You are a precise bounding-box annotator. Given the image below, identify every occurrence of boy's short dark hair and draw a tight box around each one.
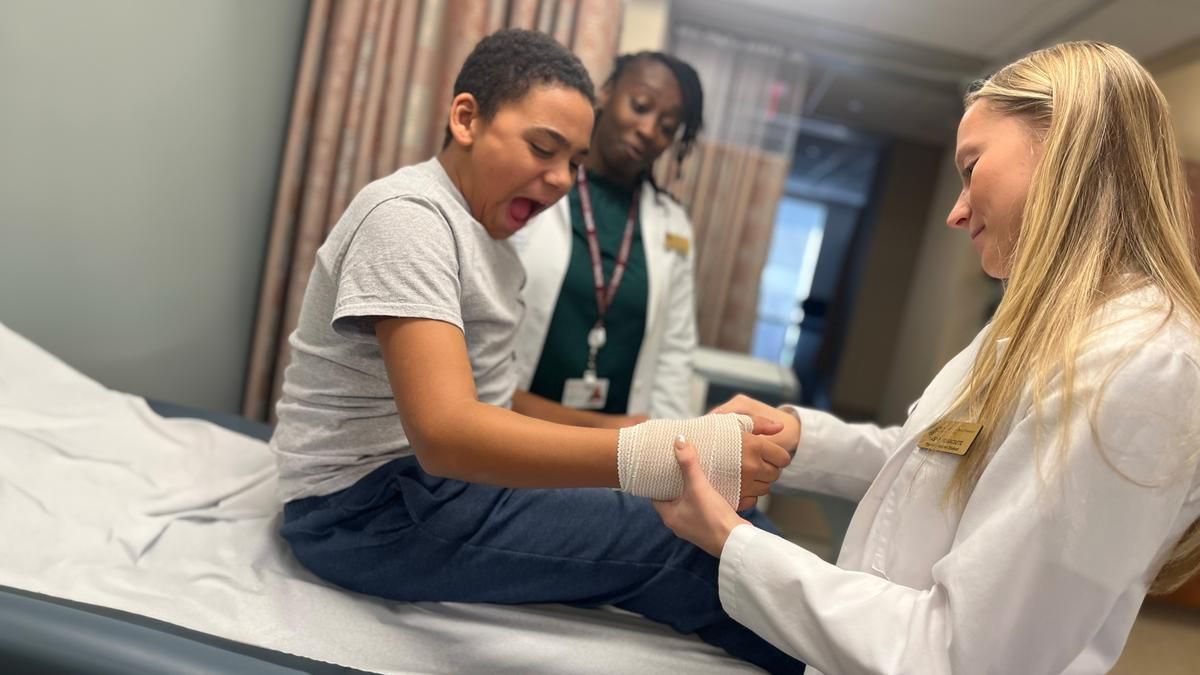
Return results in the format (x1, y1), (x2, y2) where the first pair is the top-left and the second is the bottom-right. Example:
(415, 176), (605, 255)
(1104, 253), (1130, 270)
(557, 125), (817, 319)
(444, 29), (596, 147)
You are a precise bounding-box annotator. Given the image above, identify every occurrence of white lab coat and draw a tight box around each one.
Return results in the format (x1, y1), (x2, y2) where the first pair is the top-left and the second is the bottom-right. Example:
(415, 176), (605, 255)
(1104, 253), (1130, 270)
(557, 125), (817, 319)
(721, 288), (1200, 674)
(511, 186), (698, 419)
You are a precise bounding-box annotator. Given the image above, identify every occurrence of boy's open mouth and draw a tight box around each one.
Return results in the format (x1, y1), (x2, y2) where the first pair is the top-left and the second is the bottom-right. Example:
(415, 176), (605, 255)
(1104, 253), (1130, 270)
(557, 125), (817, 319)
(507, 197), (546, 229)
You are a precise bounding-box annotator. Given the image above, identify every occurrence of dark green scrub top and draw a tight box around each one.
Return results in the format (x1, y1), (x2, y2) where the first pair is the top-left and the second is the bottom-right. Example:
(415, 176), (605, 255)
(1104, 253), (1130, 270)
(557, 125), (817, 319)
(528, 173), (648, 414)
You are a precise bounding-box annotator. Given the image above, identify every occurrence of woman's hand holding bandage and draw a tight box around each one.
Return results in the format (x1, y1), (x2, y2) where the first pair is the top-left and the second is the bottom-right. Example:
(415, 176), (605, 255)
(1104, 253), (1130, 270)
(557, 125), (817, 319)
(648, 408), (795, 556)
(652, 435), (750, 557)
(618, 414), (790, 512)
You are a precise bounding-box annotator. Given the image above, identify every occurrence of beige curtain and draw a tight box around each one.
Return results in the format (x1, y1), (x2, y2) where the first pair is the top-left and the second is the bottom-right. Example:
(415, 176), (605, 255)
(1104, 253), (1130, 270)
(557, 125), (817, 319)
(243, 0), (623, 421)
(658, 26), (807, 353)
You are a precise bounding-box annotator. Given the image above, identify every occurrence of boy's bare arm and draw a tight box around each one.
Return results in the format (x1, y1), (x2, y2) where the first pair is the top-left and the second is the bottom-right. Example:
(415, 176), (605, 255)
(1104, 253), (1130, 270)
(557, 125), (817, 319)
(376, 317), (620, 488)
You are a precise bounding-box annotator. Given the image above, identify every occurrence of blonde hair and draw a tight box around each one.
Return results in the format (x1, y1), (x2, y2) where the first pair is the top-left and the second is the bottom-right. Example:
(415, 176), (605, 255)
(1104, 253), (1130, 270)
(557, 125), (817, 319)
(945, 41), (1200, 594)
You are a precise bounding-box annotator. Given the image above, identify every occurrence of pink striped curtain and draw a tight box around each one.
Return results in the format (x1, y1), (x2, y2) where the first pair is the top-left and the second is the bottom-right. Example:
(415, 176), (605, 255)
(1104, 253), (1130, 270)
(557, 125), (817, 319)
(657, 26), (807, 353)
(243, 0), (623, 421)
(661, 142), (792, 352)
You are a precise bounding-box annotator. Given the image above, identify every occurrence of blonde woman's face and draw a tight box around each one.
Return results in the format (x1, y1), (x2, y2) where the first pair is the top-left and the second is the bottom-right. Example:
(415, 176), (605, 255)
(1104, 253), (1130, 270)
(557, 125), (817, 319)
(946, 102), (1044, 279)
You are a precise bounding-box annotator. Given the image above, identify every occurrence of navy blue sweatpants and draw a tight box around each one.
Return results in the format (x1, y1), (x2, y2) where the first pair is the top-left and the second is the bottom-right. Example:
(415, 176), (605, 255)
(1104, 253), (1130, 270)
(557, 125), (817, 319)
(281, 456), (806, 673)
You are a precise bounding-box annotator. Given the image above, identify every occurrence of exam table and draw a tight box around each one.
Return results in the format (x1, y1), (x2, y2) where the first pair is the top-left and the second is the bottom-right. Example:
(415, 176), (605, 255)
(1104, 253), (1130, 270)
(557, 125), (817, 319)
(0, 323), (761, 674)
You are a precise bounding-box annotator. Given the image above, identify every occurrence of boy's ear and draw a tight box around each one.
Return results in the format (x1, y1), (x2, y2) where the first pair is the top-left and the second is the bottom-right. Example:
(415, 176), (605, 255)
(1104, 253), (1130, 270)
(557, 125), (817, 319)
(447, 93), (481, 147)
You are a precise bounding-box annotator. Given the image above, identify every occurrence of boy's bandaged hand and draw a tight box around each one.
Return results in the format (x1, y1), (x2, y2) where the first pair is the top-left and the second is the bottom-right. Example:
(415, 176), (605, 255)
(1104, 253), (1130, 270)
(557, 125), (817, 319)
(617, 414), (791, 510)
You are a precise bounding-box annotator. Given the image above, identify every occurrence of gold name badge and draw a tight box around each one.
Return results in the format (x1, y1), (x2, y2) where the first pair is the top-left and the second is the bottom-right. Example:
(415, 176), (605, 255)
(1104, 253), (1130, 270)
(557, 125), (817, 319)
(665, 233), (690, 255)
(918, 421), (983, 456)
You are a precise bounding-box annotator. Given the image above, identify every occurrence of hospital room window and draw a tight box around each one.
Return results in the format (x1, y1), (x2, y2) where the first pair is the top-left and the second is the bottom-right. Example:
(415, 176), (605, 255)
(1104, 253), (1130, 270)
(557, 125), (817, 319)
(750, 198), (826, 364)
(749, 119), (884, 372)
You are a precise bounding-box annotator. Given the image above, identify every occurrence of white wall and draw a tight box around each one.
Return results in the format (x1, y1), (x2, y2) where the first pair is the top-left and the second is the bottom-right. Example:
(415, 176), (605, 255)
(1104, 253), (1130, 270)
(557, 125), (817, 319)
(619, 0), (671, 53)
(1156, 58), (1200, 162)
(879, 148), (997, 424)
(832, 140), (945, 419)
(0, 0), (307, 412)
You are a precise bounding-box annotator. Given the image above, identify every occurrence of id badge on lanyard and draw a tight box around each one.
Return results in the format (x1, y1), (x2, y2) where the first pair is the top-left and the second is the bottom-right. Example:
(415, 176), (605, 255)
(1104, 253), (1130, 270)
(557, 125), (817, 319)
(561, 167), (639, 410)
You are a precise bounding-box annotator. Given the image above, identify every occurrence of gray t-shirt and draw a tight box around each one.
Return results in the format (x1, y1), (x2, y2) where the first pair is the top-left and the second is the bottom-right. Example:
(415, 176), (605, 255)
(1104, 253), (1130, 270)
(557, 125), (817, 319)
(271, 158), (525, 503)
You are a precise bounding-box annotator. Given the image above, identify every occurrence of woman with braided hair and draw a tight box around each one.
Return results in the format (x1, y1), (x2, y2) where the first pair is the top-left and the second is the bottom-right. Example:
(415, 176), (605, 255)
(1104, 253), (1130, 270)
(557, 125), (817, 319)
(513, 51), (706, 422)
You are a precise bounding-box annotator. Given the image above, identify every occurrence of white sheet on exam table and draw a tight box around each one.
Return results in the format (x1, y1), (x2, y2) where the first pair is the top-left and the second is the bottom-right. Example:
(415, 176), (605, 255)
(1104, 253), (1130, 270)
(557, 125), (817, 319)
(0, 324), (759, 675)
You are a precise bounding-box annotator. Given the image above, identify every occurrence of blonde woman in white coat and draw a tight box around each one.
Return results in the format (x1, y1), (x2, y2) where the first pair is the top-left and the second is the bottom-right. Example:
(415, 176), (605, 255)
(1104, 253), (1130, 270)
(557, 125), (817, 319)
(653, 42), (1200, 674)
(511, 52), (705, 424)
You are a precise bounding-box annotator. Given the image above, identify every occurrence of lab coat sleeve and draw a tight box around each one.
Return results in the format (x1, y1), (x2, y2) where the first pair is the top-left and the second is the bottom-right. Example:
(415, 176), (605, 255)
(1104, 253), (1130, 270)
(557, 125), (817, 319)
(776, 405), (904, 502)
(720, 344), (1200, 675)
(647, 227), (699, 420)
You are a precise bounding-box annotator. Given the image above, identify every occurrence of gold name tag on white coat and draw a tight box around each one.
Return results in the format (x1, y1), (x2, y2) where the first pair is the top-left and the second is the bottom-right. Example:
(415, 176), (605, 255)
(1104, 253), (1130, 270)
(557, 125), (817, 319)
(665, 233), (690, 255)
(918, 421), (983, 456)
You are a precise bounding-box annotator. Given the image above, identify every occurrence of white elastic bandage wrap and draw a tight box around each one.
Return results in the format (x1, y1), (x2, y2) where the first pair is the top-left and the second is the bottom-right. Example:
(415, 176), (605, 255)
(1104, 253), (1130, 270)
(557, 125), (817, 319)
(617, 414), (753, 509)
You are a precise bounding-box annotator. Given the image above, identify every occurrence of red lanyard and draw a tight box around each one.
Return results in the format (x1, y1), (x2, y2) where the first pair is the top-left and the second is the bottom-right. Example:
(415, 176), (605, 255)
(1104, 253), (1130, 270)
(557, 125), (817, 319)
(576, 166), (639, 327)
